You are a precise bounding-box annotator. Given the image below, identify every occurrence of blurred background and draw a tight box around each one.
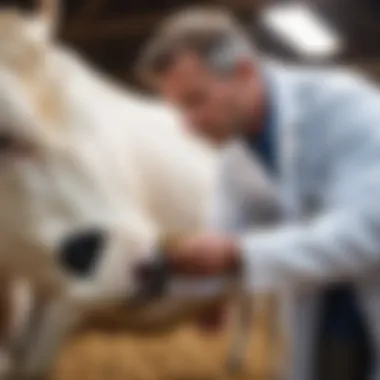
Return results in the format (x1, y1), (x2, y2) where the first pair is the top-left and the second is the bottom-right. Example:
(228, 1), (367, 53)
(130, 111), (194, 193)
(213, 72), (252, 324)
(3, 0), (380, 87)
(0, 1), (378, 379)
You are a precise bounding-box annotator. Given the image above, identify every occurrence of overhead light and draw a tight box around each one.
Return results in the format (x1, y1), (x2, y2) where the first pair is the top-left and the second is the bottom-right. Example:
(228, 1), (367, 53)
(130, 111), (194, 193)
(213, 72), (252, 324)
(261, 3), (343, 58)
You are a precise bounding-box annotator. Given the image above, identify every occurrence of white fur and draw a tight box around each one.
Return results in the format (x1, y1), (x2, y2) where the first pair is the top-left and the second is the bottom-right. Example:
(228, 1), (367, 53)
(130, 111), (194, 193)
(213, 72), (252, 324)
(0, 32), (216, 301)
(0, 7), (237, 379)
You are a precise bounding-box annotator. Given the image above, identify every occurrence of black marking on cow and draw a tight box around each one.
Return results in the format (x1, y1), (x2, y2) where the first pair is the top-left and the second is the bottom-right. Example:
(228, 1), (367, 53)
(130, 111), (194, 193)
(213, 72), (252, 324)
(59, 229), (105, 277)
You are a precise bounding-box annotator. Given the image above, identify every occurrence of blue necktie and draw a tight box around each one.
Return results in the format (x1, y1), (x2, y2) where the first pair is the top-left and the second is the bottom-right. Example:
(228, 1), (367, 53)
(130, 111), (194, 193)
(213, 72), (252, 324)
(245, 104), (277, 174)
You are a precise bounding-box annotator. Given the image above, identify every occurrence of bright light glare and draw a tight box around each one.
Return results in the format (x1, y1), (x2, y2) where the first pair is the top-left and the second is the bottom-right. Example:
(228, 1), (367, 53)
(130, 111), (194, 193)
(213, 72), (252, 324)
(262, 3), (342, 58)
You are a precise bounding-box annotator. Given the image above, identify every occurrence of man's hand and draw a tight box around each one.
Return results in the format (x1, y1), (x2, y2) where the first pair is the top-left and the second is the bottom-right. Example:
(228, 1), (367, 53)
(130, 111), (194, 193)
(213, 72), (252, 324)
(161, 232), (240, 332)
(163, 232), (241, 276)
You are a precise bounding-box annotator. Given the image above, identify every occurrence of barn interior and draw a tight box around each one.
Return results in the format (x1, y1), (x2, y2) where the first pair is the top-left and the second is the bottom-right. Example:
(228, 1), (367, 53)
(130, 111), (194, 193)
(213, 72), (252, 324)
(0, 0), (379, 379)
(60, 0), (380, 85)
(3, 0), (380, 85)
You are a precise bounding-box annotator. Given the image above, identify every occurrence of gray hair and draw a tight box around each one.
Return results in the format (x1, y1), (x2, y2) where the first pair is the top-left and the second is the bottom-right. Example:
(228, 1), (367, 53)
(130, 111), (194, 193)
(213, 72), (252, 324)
(208, 34), (256, 73)
(137, 7), (256, 84)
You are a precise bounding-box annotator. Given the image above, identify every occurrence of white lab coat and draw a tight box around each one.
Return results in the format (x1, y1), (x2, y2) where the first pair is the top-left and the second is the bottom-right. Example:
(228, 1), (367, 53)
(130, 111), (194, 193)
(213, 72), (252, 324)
(211, 62), (380, 380)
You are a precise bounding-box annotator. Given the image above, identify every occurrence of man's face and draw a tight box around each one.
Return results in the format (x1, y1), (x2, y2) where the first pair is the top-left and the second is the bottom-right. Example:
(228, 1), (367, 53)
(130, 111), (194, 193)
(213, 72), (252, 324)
(155, 51), (251, 144)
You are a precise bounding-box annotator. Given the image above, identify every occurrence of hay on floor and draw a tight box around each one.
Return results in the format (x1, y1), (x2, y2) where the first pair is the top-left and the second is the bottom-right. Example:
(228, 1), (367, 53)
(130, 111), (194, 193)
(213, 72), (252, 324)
(51, 298), (284, 380)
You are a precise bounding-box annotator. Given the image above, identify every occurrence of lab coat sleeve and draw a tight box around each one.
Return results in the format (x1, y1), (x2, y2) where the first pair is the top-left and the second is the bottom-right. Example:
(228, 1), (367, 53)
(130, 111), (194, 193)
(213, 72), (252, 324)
(207, 143), (282, 233)
(241, 88), (380, 294)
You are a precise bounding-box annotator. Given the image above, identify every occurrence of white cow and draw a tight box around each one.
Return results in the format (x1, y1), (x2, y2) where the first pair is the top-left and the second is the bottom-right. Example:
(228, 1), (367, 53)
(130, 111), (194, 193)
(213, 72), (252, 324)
(0, 1), (252, 378)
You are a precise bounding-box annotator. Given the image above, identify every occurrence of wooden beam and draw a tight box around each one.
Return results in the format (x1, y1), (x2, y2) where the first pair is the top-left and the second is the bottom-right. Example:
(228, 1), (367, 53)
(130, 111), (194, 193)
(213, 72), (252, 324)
(63, 1), (263, 42)
(73, 0), (106, 21)
(215, 0), (264, 11)
(63, 14), (162, 41)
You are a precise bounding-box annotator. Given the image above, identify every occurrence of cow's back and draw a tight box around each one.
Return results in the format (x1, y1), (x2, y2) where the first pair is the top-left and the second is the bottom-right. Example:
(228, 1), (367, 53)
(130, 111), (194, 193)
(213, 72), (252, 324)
(56, 47), (217, 235)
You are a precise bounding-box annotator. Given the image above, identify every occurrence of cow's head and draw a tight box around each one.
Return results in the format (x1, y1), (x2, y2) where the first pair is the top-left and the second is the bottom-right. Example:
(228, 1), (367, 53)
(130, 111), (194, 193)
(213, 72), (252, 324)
(0, 1), (162, 307)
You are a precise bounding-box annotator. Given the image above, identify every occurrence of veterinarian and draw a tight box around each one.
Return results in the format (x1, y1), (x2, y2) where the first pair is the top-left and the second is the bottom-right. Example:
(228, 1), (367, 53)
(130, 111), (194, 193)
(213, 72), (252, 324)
(138, 8), (380, 380)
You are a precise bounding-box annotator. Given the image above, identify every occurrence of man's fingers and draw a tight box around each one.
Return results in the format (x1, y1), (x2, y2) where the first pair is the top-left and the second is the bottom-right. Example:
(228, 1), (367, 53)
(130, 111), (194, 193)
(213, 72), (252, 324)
(162, 233), (239, 276)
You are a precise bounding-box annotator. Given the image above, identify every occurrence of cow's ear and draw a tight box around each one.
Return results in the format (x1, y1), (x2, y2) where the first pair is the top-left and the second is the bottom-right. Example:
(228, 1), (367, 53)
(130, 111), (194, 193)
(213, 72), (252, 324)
(32, 0), (60, 40)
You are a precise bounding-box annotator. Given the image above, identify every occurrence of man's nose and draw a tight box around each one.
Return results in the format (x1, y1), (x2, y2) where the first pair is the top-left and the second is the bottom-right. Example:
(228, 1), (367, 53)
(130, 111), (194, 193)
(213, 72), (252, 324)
(59, 229), (106, 277)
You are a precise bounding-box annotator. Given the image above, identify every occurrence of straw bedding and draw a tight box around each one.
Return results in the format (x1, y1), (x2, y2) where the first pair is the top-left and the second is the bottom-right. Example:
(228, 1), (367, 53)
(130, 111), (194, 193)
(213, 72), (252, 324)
(50, 300), (283, 380)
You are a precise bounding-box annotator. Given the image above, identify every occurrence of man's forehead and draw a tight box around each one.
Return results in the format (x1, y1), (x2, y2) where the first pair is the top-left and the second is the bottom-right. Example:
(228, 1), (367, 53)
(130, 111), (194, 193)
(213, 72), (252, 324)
(157, 51), (211, 93)
(168, 50), (208, 78)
